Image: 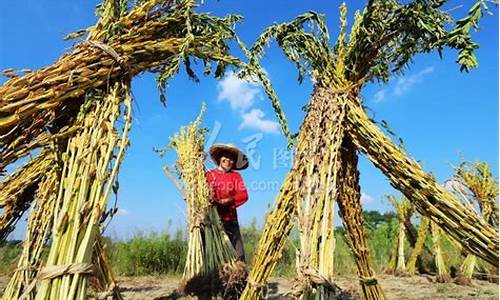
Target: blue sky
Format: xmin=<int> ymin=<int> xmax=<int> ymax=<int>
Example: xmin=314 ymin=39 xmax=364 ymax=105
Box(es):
xmin=1 ymin=1 xmax=498 ymax=239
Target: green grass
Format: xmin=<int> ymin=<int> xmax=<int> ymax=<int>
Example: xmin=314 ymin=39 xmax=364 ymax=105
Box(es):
xmin=0 ymin=211 xmax=480 ymax=278
xmin=0 ymin=241 xmax=22 ymax=274
xmin=105 ymin=229 xmax=187 ymax=276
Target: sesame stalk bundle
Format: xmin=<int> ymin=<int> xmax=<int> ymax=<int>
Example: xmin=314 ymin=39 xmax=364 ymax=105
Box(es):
xmin=165 ymin=105 xmax=246 ymax=298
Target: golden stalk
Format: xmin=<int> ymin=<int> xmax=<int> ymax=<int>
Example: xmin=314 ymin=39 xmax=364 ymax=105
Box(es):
xmin=294 ymin=89 xmax=347 ymax=299
xmin=346 ymin=100 xmax=499 ymax=267
xmin=430 ymin=221 xmax=451 ymax=283
xmin=455 ymin=254 xmax=477 ymax=286
xmin=1 ymin=154 xmax=60 ymax=300
xmin=451 ymin=160 xmax=498 ymax=284
xmin=242 ymin=88 xmax=353 ymax=299
xmin=89 ymin=235 xmax=123 ymax=300
xmin=243 ymin=2 xmax=494 ymax=298
xmin=166 ymin=104 xmax=244 ymax=298
xmin=454 ymin=161 xmax=499 ymax=227
xmin=337 ymin=138 xmax=385 ymax=299
xmin=0 ymin=0 xmax=244 ymax=171
xmin=0 ymin=150 xmax=55 ymax=241
xmin=387 ymin=196 xmax=412 ymax=275
xmin=2 ymin=1 xmax=258 ymax=298
xmin=239 ymin=173 xmax=297 ymax=299
xmin=34 ymin=82 xmax=131 ymax=299
xmin=396 ymin=221 xmax=406 ymax=272
xmin=240 ymin=5 xmax=378 ymax=298
xmin=0 ymin=0 xmax=124 ymax=246
xmin=407 ymin=216 xmax=430 ymax=275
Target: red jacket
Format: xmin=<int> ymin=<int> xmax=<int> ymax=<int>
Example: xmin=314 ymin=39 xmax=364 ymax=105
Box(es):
xmin=206 ymin=168 xmax=248 ymax=222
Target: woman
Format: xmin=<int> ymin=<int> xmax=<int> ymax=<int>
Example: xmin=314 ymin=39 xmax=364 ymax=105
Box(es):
xmin=206 ymin=143 xmax=249 ymax=262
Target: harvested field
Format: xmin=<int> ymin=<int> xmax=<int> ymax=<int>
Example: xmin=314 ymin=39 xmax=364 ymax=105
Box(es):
xmin=113 ymin=275 xmax=500 ymax=300
xmin=4 ymin=274 xmax=492 ymax=300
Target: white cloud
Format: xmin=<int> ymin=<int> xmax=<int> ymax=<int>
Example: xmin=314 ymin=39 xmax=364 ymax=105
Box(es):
xmin=239 ymin=109 xmax=280 ymax=134
xmin=216 ymin=71 xmax=280 ymax=134
xmin=394 ymin=66 xmax=435 ymax=96
xmin=373 ymin=89 xmax=386 ymax=103
xmin=115 ymin=208 xmax=129 ymax=216
xmin=217 ymin=71 xmax=262 ymax=111
xmin=360 ymin=193 xmax=375 ymax=204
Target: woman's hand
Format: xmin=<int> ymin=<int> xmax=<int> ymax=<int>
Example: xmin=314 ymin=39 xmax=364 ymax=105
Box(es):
xmin=209 ymin=197 xmax=233 ymax=206
xmin=218 ymin=198 xmax=234 ymax=205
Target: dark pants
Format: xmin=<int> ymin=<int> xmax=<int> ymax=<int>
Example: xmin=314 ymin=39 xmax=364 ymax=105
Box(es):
xmin=222 ymin=220 xmax=246 ymax=262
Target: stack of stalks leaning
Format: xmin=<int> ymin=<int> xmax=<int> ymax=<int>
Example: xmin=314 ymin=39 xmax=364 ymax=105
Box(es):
xmin=166 ymin=105 xmax=247 ymax=299
xmin=242 ymin=2 xmax=499 ymax=299
xmin=241 ymin=6 xmax=386 ymax=299
xmin=0 ymin=0 xmax=262 ymax=297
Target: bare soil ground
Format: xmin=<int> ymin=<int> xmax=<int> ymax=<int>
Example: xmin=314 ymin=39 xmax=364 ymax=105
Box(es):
xmin=1 ymin=274 xmax=497 ymax=299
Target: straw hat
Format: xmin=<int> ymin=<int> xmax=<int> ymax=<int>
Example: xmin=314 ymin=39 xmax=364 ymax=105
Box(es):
xmin=208 ymin=143 xmax=249 ymax=170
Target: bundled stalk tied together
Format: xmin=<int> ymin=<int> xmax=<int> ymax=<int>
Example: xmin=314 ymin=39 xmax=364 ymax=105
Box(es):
xmin=452 ymin=161 xmax=499 ymax=228
xmin=293 ymin=88 xmax=351 ymax=300
xmin=359 ymin=276 xmax=378 ymax=286
xmin=386 ymin=195 xmax=413 ymax=276
xmin=407 ymin=216 xmax=430 ymax=275
xmin=449 ymin=160 xmax=499 ymax=285
xmin=16 ymin=264 xmax=95 ymax=300
xmin=241 ymin=5 xmax=385 ymax=299
xmin=189 ymin=212 xmax=212 ymax=232
xmin=1 ymin=151 xmax=61 ymax=300
xmin=89 ymin=235 xmax=124 ymax=300
xmin=291 ymin=266 xmax=345 ymax=298
xmin=33 ymin=81 xmax=132 ymax=300
xmin=11 ymin=234 xmax=121 ymax=300
xmin=430 ymin=222 xmax=452 ymax=283
xmin=240 ymin=88 xmax=352 ymax=299
xmin=2 ymin=1 xmax=261 ymax=298
xmin=0 ymin=150 xmax=58 ymax=241
xmin=37 ymin=263 xmax=95 ymax=280
xmin=243 ymin=1 xmax=495 ymax=299
xmin=345 ymin=99 xmax=499 ymax=267
xmin=164 ymin=104 xmax=246 ymax=299
xmin=337 ymin=136 xmax=385 ymax=300
xmin=0 ymin=0 xmax=247 ymax=172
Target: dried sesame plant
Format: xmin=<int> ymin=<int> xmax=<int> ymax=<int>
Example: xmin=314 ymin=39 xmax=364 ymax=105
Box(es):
xmin=159 ymin=104 xmax=246 ymax=298
xmin=0 ymin=0 xmax=262 ymax=298
xmin=241 ymin=1 xmax=498 ymax=299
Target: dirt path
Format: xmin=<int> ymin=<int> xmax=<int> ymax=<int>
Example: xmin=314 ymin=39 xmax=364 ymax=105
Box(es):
xmin=1 ymin=274 xmax=497 ymax=299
